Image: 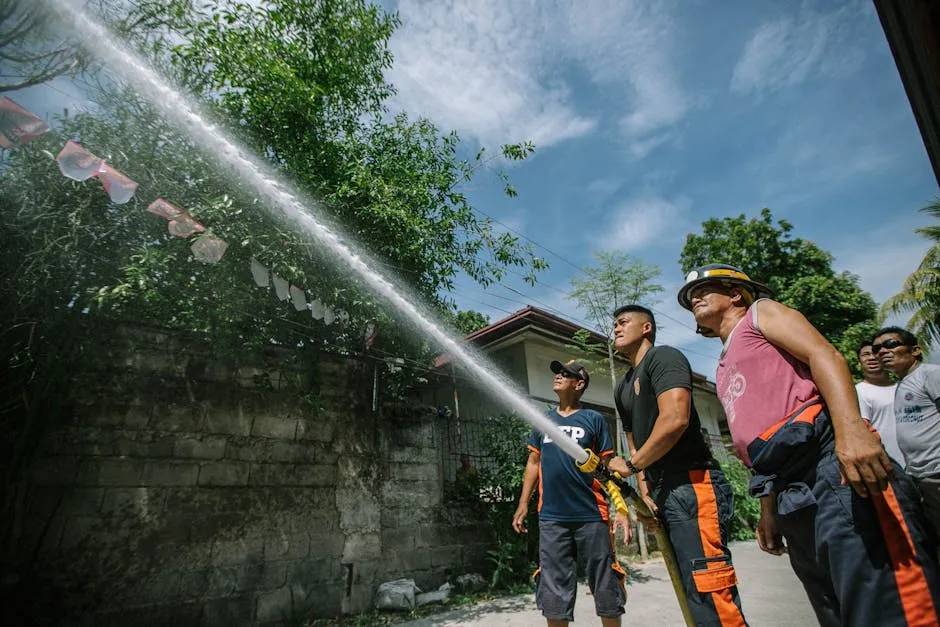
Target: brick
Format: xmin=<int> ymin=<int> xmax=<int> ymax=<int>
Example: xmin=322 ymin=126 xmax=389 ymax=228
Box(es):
xmin=101 ymin=487 xmax=167 ymax=516
xmin=269 ymin=441 xmax=328 ymax=464
xmin=431 ymin=545 xmax=462 ymax=567
xmin=78 ymin=458 xmax=144 ymax=487
xmin=32 ymin=456 xmax=82 ymax=487
xmin=224 ymin=438 xmax=272 ymax=462
xmin=382 ymin=481 xmax=441 ymax=507
xmin=263 ymin=534 xmax=310 ymax=561
xmin=342 ymin=533 xmax=380 ymax=561
xmin=174 ymin=435 xmax=227 ymax=459
xmin=114 ymin=434 xmax=175 ymax=458
xmin=211 ymin=536 xmax=265 ymax=566
xmin=285 ymin=558 xmax=335 ymax=585
xmin=380 ymin=529 xmax=415 ymax=551
xmin=59 ymin=515 xmax=101 ymax=549
xmin=251 ymin=415 xmax=297 ymax=440
xmin=296 ymin=418 xmax=335 ymax=443
xmin=149 ymin=403 xmax=204 ymax=432
xmin=307 ymin=534 xmax=345 ymax=558
xmin=389 ymin=462 xmax=439 ymax=482
xmin=165 ymin=487 xmax=268 ymax=513
xmin=392 ymin=549 xmax=432 ymax=572
xmin=292 ymin=465 xmax=335 ymax=487
xmin=203 ymin=567 xmax=239 ymax=597
xmin=143 ymin=461 xmax=199 ymax=486
xmin=388 ymin=447 xmax=427 ymax=464
xmin=199 ymin=462 xmax=250 ymax=486
xmin=256 ymin=585 xmax=294 ymax=623
xmin=205 ymin=409 xmax=252 ymax=436
xmin=267 ymin=487 xmax=335 ymax=513
xmin=234 ymin=561 xmax=287 ymax=592
xmin=202 ymin=596 xmax=255 ymax=627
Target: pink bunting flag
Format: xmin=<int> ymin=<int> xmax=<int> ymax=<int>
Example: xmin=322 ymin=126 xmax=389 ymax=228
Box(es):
xmin=146 ymin=198 xmax=205 ymax=237
xmin=56 ymin=141 xmax=103 ymax=181
xmin=289 ymin=285 xmax=307 ymax=311
xmin=191 ymin=235 xmax=228 ymax=264
xmin=0 ymin=97 xmax=49 ymax=149
xmin=94 ymin=163 xmax=137 ymax=204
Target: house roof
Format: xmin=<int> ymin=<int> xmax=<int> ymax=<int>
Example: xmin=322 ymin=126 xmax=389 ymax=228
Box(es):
xmin=437 ymin=305 xmax=711 ymax=385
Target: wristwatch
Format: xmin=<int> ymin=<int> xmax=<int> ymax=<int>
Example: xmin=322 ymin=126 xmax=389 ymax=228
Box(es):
xmin=626 ymin=459 xmax=642 ymax=475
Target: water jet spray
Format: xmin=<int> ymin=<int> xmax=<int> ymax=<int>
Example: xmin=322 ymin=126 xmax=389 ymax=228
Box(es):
xmin=42 ymin=0 xmax=591 ymax=464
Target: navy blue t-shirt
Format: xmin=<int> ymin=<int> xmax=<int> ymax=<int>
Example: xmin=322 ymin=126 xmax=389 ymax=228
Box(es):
xmin=526 ymin=408 xmax=615 ymax=522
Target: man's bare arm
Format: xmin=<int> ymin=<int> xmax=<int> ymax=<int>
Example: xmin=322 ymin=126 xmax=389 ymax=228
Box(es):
xmin=754 ymin=299 xmax=893 ymax=496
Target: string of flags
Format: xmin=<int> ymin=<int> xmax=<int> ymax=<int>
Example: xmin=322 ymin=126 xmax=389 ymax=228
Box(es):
xmin=5 ymin=96 xmax=378 ymax=347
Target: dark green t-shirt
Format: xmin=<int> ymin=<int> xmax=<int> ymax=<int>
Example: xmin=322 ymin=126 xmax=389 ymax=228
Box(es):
xmin=614 ymin=345 xmax=711 ymax=474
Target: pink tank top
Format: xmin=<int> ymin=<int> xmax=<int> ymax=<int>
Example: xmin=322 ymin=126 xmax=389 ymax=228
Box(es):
xmin=716 ymin=300 xmax=819 ymax=465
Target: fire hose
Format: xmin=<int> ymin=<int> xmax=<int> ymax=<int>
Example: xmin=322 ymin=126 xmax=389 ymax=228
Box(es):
xmin=577 ymin=451 xmax=695 ymax=627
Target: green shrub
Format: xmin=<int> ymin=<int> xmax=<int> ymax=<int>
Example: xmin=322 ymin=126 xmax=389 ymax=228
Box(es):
xmin=720 ymin=457 xmax=760 ymax=541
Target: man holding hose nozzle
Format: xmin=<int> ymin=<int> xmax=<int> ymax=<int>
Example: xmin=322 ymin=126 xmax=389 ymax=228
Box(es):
xmin=605 ymin=304 xmax=748 ymax=627
xmin=512 ymin=360 xmax=627 ymax=626
xmin=679 ymin=263 xmax=940 ymax=626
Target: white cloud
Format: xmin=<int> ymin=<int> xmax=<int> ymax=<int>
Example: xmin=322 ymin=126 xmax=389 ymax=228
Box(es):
xmin=602 ymin=192 xmax=691 ymax=251
xmin=832 ymin=228 xmax=933 ymax=305
xmin=730 ymin=3 xmax=868 ymax=97
xmin=387 ymin=0 xmax=689 ymax=154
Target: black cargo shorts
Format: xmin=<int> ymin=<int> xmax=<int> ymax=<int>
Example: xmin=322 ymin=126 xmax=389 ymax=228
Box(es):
xmin=534 ymin=520 xmax=626 ymax=621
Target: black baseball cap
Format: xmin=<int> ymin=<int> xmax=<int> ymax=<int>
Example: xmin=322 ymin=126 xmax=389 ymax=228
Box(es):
xmin=550 ymin=359 xmax=590 ymax=390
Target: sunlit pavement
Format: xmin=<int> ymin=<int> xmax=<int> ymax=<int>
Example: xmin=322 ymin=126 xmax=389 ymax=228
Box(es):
xmin=400 ymin=541 xmax=818 ymax=626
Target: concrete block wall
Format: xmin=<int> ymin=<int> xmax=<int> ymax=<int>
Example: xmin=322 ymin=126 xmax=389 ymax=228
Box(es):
xmin=13 ymin=324 xmax=491 ymax=625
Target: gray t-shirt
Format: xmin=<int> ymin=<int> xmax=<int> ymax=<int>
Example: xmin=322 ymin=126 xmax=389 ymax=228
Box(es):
xmin=894 ymin=363 xmax=940 ymax=477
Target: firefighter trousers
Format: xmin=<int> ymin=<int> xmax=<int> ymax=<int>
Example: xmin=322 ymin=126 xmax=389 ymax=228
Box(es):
xmin=651 ymin=466 xmax=748 ymax=626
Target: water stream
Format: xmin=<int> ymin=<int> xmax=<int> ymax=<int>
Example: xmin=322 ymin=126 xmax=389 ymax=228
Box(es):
xmin=45 ymin=0 xmax=590 ymax=464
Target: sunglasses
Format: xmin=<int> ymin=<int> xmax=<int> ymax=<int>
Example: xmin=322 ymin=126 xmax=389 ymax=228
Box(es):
xmin=871 ymin=339 xmax=907 ymax=354
xmin=559 ymin=371 xmax=583 ymax=381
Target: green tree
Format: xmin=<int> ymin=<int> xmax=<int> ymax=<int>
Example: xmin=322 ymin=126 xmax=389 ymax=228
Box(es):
xmin=680 ymin=208 xmax=877 ymax=358
xmin=567 ymin=250 xmax=663 ymax=416
xmin=452 ymin=310 xmax=490 ymax=336
xmin=567 ymin=251 xmax=663 ymax=560
xmin=1 ymin=0 xmax=548 ymax=565
xmin=879 ymin=201 xmax=940 ymax=349
xmin=0 ymin=0 xmax=88 ymax=92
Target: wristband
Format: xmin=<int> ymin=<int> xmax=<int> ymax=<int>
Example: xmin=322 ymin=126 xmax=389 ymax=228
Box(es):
xmin=626 ymin=459 xmax=642 ymax=475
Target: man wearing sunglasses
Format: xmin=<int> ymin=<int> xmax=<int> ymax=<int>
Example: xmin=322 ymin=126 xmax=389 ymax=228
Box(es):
xmin=677 ymin=263 xmax=939 ymax=626
xmin=873 ymin=326 xmax=940 ymax=535
xmin=512 ymin=360 xmax=626 ymax=626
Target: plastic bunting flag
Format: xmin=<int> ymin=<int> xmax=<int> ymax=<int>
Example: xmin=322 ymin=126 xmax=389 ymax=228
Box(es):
xmin=289 ymin=285 xmax=307 ymax=311
xmin=94 ymin=163 xmax=138 ymax=204
xmin=323 ymin=306 xmax=335 ymax=326
xmin=272 ymin=274 xmax=290 ymax=301
xmin=250 ymin=258 xmax=269 ymax=287
xmin=0 ymin=97 xmax=50 ymax=149
xmin=310 ymin=298 xmax=325 ymax=320
xmin=57 ymin=141 xmax=104 ymax=181
xmin=191 ymin=235 xmax=228 ymax=264
xmin=146 ymin=198 xmax=205 ymax=237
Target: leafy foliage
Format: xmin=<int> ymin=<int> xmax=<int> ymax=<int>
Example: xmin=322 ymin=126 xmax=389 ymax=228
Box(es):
xmin=680 ymin=208 xmax=877 ymax=361
xmin=0 ymin=0 xmax=89 ymax=92
xmin=720 ymin=458 xmax=760 ymax=541
xmin=569 ymin=251 xmax=664 ymax=341
xmin=452 ymin=310 xmax=490 ymax=336
xmin=476 ymin=413 xmax=538 ymax=589
xmin=880 ymin=201 xmax=940 ymax=350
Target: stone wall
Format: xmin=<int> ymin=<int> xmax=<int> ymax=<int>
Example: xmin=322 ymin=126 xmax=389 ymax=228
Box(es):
xmin=12 ymin=324 xmax=491 ymax=626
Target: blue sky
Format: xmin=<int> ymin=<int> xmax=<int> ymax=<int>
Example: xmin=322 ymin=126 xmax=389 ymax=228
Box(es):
xmin=382 ymin=0 xmax=940 ymax=374
xmin=12 ymin=0 xmax=938 ymax=376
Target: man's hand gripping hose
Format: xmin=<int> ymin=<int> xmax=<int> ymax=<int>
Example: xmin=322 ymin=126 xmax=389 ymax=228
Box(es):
xmin=578 ymin=449 xmax=695 ymax=627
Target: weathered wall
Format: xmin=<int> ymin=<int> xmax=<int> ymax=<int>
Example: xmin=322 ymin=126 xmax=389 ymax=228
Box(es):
xmin=12 ymin=325 xmax=490 ymax=626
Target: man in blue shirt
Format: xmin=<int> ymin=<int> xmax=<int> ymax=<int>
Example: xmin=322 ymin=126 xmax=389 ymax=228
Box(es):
xmin=512 ymin=360 xmax=626 ymax=626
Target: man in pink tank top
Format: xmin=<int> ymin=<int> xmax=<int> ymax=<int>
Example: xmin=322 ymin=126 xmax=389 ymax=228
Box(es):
xmin=678 ymin=263 xmax=940 ymax=627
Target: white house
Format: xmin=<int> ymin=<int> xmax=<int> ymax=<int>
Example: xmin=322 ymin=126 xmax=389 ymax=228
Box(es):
xmin=427 ymin=306 xmax=730 ymax=480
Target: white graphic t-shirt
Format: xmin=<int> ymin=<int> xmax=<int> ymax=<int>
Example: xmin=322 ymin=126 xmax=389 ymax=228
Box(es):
xmin=855 ymin=380 xmax=903 ymax=468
